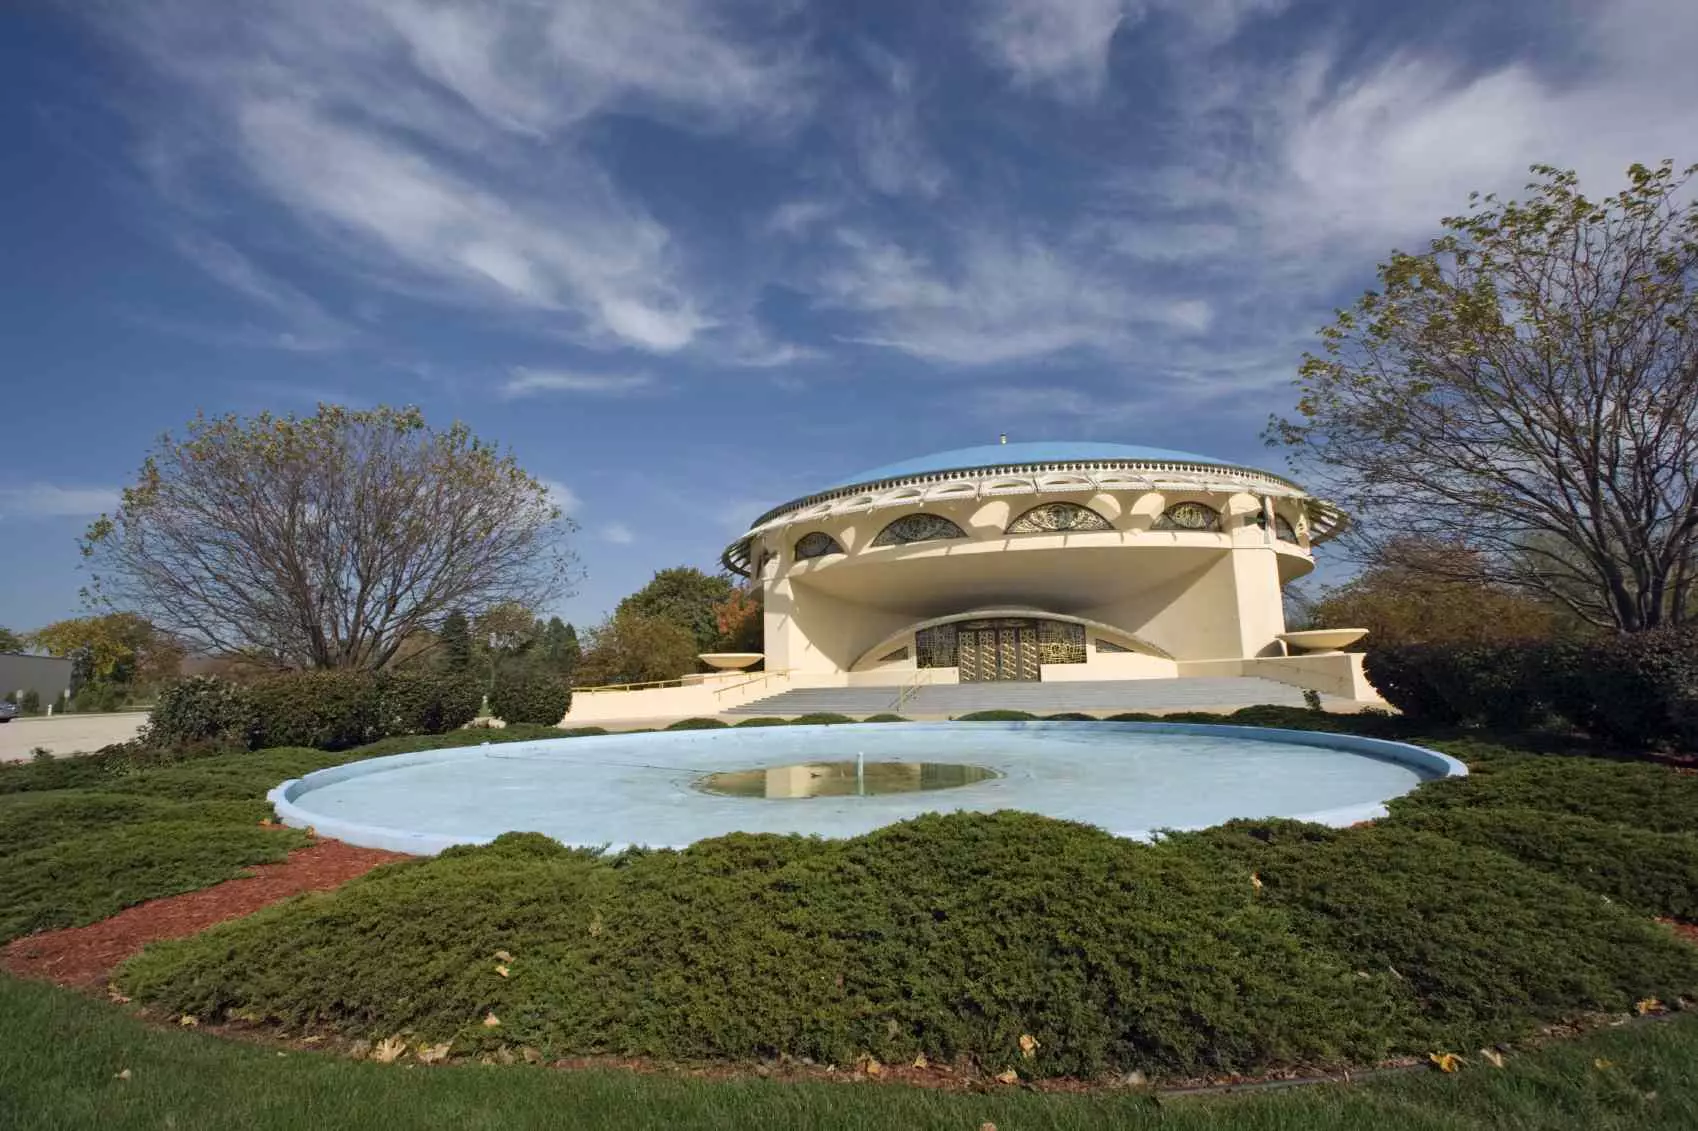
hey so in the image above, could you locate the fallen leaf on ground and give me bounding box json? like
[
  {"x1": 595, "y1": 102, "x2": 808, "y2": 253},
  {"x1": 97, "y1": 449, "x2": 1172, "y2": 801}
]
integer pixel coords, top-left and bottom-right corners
[
  {"x1": 862, "y1": 1057, "x2": 883, "y2": 1077},
  {"x1": 1637, "y1": 998, "x2": 1664, "y2": 1015},
  {"x1": 483, "y1": 1013, "x2": 501, "y2": 1028},
  {"x1": 1479, "y1": 1049, "x2": 1505, "y2": 1068},
  {"x1": 494, "y1": 964, "x2": 510, "y2": 978},
  {"x1": 994, "y1": 1068, "x2": 1019, "y2": 1085},
  {"x1": 1250, "y1": 872, "x2": 1264, "y2": 892},
  {"x1": 1018, "y1": 1033, "x2": 1040, "y2": 1059},
  {"x1": 1125, "y1": 1069, "x2": 1149, "y2": 1088},
  {"x1": 371, "y1": 1037, "x2": 407, "y2": 1064},
  {"x1": 115, "y1": 1069, "x2": 132, "y2": 1081},
  {"x1": 178, "y1": 1015, "x2": 198, "y2": 1027},
  {"x1": 1429, "y1": 1052, "x2": 1462, "y2": 1073},
  {"x1": 912, "y1": 1052, "x2": 929, "y2": 1069},
  {"x1": 1595, "y1": 1058, "x2": 1614, "y2": 1070},
  {"x1": 494, "y1": 950, "x2": 514, "y2": 963},
  {"x1": 417, "y1": 1042, "x2": 452, "y2": 1064}
]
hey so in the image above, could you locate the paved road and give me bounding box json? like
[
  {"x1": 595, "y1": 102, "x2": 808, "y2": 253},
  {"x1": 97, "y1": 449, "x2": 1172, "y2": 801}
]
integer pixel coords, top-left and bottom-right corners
[{"x1": 0, "y1": 712, "x2": 149, "y2": 762}]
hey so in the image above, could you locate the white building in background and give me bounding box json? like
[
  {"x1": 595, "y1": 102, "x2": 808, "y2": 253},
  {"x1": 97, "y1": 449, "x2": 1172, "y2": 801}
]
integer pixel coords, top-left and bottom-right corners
[{"x1": 567, "y1": 440, "x2": 1376, "y2": 722}]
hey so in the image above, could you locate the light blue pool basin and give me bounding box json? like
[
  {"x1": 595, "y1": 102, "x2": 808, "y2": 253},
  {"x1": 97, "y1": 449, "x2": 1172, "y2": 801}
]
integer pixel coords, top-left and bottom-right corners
[{"x1": 269, "y1": 721, "x2": 1467, "y2": 855}]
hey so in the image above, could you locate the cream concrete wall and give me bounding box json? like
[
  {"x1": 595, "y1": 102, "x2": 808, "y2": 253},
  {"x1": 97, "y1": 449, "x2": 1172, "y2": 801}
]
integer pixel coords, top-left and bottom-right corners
[
  {"x1": 1041, "y1": 652, "x2": 1178, "y2": 680},
  {"x1": 566, "y1": 670, "x2": 817, "y2": 723}
]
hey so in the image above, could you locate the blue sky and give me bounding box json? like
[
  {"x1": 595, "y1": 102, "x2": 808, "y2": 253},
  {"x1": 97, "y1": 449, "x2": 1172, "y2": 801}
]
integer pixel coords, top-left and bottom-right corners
[{"x1": 2, "y1": 0, "x2": 1693, "y2": 634}]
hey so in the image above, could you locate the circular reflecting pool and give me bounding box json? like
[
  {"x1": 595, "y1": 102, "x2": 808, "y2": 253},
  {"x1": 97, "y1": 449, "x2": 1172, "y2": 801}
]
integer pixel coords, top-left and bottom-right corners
[
  {"x1": 698, "y1": 759, "x2": 1001, "y2": 798},
  {"x1": 269, "y1": 722, "x2": 1467, "y2": 855}
]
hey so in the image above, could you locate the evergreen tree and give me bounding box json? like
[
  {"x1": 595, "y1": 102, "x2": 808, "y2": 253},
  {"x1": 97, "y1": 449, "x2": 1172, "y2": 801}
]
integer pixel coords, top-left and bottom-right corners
[{"x1": 439, "y1": 609, "x2": 473, "y2": 672}]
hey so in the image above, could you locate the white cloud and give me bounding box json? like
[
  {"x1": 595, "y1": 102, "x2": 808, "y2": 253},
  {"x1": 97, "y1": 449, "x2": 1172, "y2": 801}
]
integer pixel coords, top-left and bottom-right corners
[
  {"x1": 974, "y1": 0, "x2": 1284, "y2": 101},
  {"x1": 600, "y1": 522, "x2": 635, "y2": 544},
  {"x1": 173, "y1": 234, "x2": 360, "y2": 351},
  {"x1": 764, "y1": 199, "x2": 838, "y2": 238},
  {"x1": 0, "y1": 485, "x2": 121, "y2": 520},
  {"x1": 500, "y1": 369, "x2": 656, "y2": 399},
  {"x1": 817, "y1": 227, "x2": 1211, "y2": 365},
  {"x1": 538, "y1": 480, "x2": 581, "y2": 516},
  {"x1": 847, "y1": 46, "x2": 947, "y2": 198},
  {"x1": 86, "y1": 0, "x2": 806, "y2": 356}
]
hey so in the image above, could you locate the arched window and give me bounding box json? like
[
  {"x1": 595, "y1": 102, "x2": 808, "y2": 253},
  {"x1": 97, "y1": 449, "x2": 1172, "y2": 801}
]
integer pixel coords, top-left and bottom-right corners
[
  {"x1": 1273, "y1": 514, "x2": 1298, "y2": 543},
  {"x1": 1153, "y1": 501, "x2": 1221, "y2": 532},
  {"x1": 872, "y1": 513, "x2": 968, "y2": 547},
  {"x1": 1006, "y1": 502, "x2": 1112, "y2": 534},
  {"x1": 793, "y1": 531, "x2": 844, "y2": 561}
]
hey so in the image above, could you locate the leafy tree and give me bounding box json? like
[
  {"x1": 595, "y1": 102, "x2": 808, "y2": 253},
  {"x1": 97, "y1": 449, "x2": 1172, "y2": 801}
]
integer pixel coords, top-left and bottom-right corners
[
  {"x1": 575, "y1": 610, "x2": 699, "y2": 686},
  {"x1": 538, "y1": 617, "x2": 581, "y2": 677},
  {"x1": 0, "y1": 626, "x2": 24, "y2": 653},
  {"x1": 474, "y1": 601, "x2": 539, "y2": 656},
  {"x1": 83, "y1": 404, "x2": 575, "y2": 669},
  {"x1": 1306, "y1": 537, "x2": 1575, "y2": 647},
  {"x1": 711, "y1": 585, "x2": 763, "y2": 655},
  {"x1": 615, "y1": 567, "x2": 735, "y2": 654},
  {"x1": 1270, "y1": 161, "x2": 1698, "y2": 632},
  {"x1": 438, "y1": 609, "x2": 473, "y2": 672},
  {"x1": 30, "y1": 613, "x2": 183, "y2": 689}
]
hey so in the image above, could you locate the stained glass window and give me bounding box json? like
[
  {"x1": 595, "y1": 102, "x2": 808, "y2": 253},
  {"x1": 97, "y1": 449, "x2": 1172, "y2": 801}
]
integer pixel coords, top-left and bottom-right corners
[
  {"x1": 1037, "y1": 620, "x2": 1086, "y2": 663},
  {"x1": 872, "y1": 513, "x2": 968, "y2": 547},
  {"x1": 1273, "y1": 514, "x2": 1298, "y2": 543},
  {"x1": 1153, "y1": 501, "x2": 1221, "y2": 532},
  {"x1": 794, "y1": 531, "x2": 844, "y2": 560},
  {"x1": 1006, "y1": 502, "x2": 1112, "y2": 534},
  {"x1": 915, "y1": 624, "x2": 958, "y2": 667}
]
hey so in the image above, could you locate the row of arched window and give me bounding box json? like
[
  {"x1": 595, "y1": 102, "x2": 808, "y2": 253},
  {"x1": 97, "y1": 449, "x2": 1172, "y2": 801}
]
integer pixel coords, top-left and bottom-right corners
[{"x1": 792, "y1": 501, "x2": 1303, "y2": 560}]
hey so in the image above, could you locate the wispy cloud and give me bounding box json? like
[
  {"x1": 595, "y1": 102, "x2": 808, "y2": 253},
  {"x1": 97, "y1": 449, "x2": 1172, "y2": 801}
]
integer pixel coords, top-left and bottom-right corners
[
  {"x1": 84, "y1": 0, "x2": 811, "y2": 356},
  {"x1": 974, "y1": 0, "x2": 1284, "y2": 101},
  {"x1": 0, "y1": 484, "x2": 120, "y2": 520},
  {"x1": 501, "y1": 368, "x2": 656, "y2": 399},
  {"x1": 173, "y1": 234, "x2": 360, "y2": 351},
  {"x1": 538, "y1": 479, "x2": 582, "y2": 517},
  {"x1": 816, "y1": 227, "x2": 1211, "y2": 366},
  {"x1": 600, "y1": 522, "x2": 635, "y2": 545}
]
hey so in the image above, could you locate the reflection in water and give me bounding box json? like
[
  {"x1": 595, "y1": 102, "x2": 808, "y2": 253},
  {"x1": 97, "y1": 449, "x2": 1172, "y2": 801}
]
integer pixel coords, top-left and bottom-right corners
[{"x1": 698, "y1": 760, "x2": 1001, "y2": 799}]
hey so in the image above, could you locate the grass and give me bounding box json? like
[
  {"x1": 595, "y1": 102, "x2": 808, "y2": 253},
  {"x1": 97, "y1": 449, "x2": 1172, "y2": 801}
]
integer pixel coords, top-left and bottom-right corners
[
  {"x1": 8, "y1": 706, "x2": 1698, "y2": 1125},
  {"x1": 0, "y1": 724, "x2": 568, "y2": 942},
  {"x1": 4, "y1": 973, "x2": 1698, "y2": 1130}
]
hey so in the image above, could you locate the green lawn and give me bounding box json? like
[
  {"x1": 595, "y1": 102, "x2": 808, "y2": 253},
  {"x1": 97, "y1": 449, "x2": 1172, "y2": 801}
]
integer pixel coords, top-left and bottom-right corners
[{"x1": 2, "y1": 974, "x2": 1695, "y2": 1130}]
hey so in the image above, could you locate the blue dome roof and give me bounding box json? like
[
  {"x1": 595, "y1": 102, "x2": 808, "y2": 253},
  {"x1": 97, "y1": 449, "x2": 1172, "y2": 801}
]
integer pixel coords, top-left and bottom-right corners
[{"x1": 827, "y1": 442, "x2": 1232, "y2": 491}]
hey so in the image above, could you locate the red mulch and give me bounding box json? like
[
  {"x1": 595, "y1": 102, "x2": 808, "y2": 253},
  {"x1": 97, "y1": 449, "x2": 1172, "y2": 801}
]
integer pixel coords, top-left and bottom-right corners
[
  {"x1": 1, "y1": 839, "x2": 409, "y2": 989},
  {"x1": 1660, "y1": 918, "x2": 1698, "y2": 946}
]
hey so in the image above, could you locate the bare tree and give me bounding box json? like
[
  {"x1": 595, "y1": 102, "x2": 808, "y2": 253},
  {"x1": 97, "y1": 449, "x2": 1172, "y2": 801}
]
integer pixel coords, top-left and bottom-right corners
[
  {"x1": 83, "y1": 405, "x2": 575, "y2": 669},
  {"x1": 1270, "y1": 161, "x2": 1698, "y2": 631}
]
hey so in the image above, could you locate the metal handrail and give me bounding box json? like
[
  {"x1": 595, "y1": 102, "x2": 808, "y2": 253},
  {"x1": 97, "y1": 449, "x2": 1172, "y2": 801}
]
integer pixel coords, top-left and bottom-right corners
[
  {"x1": 892, "y1": 670, "x2": 925, "y2": 713},
  {"x1": 571, "y1": 677, "x2": 691, "y2": 693},
  {"x1": 713, "y1": 668, "x2": 794, "y2": 698}
]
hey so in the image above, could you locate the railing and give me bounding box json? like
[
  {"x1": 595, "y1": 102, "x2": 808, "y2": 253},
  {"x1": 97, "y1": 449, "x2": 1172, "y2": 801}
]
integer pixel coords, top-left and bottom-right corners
[
  {"x1": 570, "y1": 677, "x2": 692, "y2": 693},
  {"x1": 713, "y1": 668, "x2": 793, "y2": 699},
  {"x1": 891, "y1": 670, "x2": 926, "y2": 714}
]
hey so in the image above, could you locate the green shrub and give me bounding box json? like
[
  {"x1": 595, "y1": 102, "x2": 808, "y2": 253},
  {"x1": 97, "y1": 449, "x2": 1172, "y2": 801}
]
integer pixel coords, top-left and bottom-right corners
[
  {"x1": 1390, "y1": 755, "x2": 1698, "y2": 834},
  {"x1": 1106, "y1": 712, "x2": 1163, "y2": 722},
  {"x1": 380, "y1": 671, "x2": 482, "y2": 736},
  {"x1": 17, "y1": 689, "x2": 41, "y2": 715},
  {"x1": 860, "y1": 713, "x2": 909, "y2": 723},
  {"x1": 117, "y1": 812, "x2": 1408, "y2": 1078},
  {"x1": 787, "y1": 712, "x2": 855, "y2": 725},
  {"x1": 1394, "y1": 806, "x2": 1698, "y2": 920},
  {"x1": 1163, "y1": 821, "x2": 1698, "y2": 1046},
  {"x1": 954, "y1": 709, "x2": 1037, "y2": 721},
  {"x1": 489, "y1": 670, "x2": 570, "y2": 726},
  {"x1": 1363, "y1": 645, "x2": 1464, "y2": 724},
  {"x1": 1576, "y1": 627, "x2": 1698, "y2": 749},
  {"x1": 145, "y1": 677, "x2": 258, "y2": 751},
  {"x1": 665, "y1": 717, "x2": 729, "y2": 731},
  {"x1": 732, "y1": 717, "x2": 790, "y2": 727},
  {"x1": 559, "y1": 726, "x2": 609, "y2": 737},
  {"x1": 247, "y1": 671, "x2": 384, "y2": 751},
  {"x1": 1043, "y1": 712, "x2": 1096, "y2": 721}
]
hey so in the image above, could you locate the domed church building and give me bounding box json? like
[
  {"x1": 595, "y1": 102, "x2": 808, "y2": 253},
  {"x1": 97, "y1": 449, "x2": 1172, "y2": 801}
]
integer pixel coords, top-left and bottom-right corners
[{"x1": 721, "y1": 440, "x2": 1346, "y2": 685}]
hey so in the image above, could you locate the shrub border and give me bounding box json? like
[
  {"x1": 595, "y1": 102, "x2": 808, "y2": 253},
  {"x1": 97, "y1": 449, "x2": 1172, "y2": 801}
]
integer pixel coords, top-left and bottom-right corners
[{"x1": 269, "y1": 721, "x2": 1467, "y2": 855}]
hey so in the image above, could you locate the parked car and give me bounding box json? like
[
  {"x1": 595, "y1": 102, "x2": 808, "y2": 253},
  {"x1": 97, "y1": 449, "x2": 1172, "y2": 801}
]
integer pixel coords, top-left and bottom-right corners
[{"x1": 0, "y1": 699, "x2": 17, "y2": 723}]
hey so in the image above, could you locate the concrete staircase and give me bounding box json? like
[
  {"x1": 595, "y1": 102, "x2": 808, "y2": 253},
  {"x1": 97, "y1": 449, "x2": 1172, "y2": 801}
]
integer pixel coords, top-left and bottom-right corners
[{"x1": 726, "y1": 677, "x2": 1334, "y2": 717}]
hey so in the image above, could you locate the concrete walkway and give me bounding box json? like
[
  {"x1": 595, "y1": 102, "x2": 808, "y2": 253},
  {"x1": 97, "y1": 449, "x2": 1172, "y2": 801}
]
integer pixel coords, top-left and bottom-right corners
[{"x1": 0, "y1": 713, "x2": 148, "y2": 762}]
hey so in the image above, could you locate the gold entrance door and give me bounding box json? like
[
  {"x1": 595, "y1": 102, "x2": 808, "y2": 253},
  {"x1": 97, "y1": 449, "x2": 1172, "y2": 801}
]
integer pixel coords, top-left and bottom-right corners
[{"x1": 957, "y1": 622, "x2": 1041, "y2": 682}]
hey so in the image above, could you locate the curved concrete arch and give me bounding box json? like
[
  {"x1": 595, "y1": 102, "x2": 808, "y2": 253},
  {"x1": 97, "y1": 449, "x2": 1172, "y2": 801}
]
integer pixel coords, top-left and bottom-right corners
[{"x1": 850, "y1": 606, "x2": 1175, "y2": 672}]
